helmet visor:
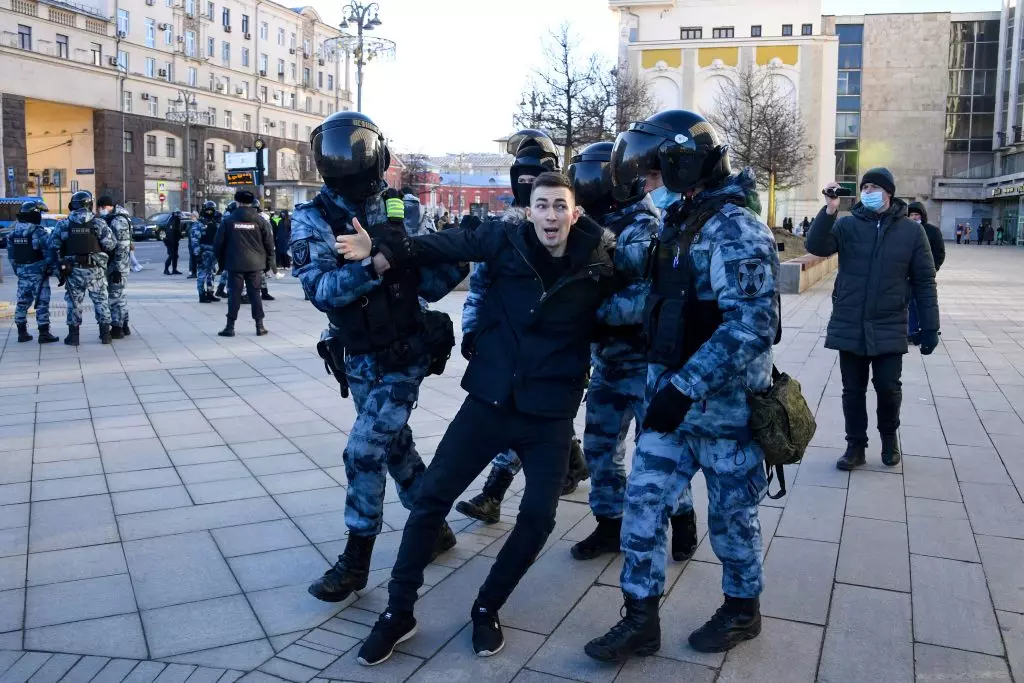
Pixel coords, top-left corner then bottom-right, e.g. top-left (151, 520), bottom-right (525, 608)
top-left (568, 159), bottom-right (613, 215)
top-left (313, 124), bottom-right (383, 181)
top-left (611, 127), bottom-right (664, 202)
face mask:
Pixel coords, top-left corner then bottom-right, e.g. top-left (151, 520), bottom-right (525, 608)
top-left (911, 217), bottom-right (922, 224)
top-left (860, 191), bottom-right (885, 212)
top-left (650, 186), bottom-right (681, 210)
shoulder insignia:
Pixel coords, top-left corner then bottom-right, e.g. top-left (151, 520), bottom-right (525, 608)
top-left (736, 258), bottom-right (768, 297)
top-left (292, 239), bottom-right (310, 266)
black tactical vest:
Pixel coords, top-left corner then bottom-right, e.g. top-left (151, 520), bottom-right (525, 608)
top-left (64, 220), bottom-right (101, 257)
top-left (10, 230), bottom-right (43, 265)
top-left (644, 201), bottom-right (730, 369)
top-left (199, 219), bottom-right (218, 245)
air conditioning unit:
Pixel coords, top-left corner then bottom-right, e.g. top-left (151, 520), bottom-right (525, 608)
top-left (186, 12), bottom-right (194, 18)
top-left (117, 31), bottom-right (127, 39)
top-left (235, 86), bottom-right (244, 94)
top-left (145, 0), bottom-right (155, 5)
top-left (41, 169), bottom-right (51, 185)
top-left (277, 70), bottom-right (285, 77)
top-left (176, 35), bottom-right (185, 43)
top-left (224, 25), bottom-right (232, 32)
top-left (259, 70), bottom-right (267, 76)
top-left (272, 92), bottom-right (280, 100)
top-left (207, 163), bottom-right (216, 171)
top-left (318, 58), bottom-right (324, 66)
top-left (269, 121), bottom-right (276, 128)
top-left (288, 48), bottom-right (295, 54)
top-left (158, 23), bottom-right (170, 30)
top-left (216, 82), bottom-right (225, 91)
top-left (244, 33), bottom-right (252, 40)
top-left (303, 52), bottom-right (310, 58)
top-left (158, 68), bottom-right (168, 76)
top-left (108, 56), bottom-right (119, 66)
top-left (141, 93), bottom-right (150, 100)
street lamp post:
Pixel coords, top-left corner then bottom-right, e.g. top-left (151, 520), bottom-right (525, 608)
top-left (338, 2), bottom-right (395, 112)
top-left (166, 90), bottom-right (211, 211)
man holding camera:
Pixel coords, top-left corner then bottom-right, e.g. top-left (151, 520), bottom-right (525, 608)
top-left (806, 168), bottom-right (939, 471)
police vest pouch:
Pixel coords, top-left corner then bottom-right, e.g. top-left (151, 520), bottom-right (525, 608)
top-left (65, 222), bottom-right (101, 263)
top-left (317, 333), bottom-right (350, 398)
top-left (10, 235), bottom-right (43, 265)
top-left (421, 309), bottom-right (455, 376)
top-left (747, 366), bottom-right (817, 499)
top-left (645, 295), bottom-right (688, 367)
top-left (200, 223), bottom-right (217, 245)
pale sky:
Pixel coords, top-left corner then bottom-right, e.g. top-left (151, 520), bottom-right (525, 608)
top-left (306, 0), bottom-right (1000, 156)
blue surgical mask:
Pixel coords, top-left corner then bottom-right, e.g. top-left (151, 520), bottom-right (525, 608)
top-left (650, 186), bottom-right (682, 210)
top-left (860, 191), bottom-right (885, 212)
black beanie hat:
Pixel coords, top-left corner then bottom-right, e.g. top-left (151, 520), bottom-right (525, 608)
top-left (860, 167), bottom-right (895, 196)
top-left (907, 201), bottom-right (928, 223)
top-left (234, 189), bottom-right (256, 204)
top-left (97, 195), bottom-right (115, 208)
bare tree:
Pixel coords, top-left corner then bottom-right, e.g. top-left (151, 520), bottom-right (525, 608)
top-left (706, 64), bottom-right (814, 227)
top-left (400, 153), bottom-right (433, 194)
top-left (576, 68), bottom-right (656, 144)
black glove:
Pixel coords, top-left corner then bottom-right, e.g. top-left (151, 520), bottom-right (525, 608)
top-left (642, 383), bottom-right (694, 433)
top-left (374, 233), bottom-right (416, 268)
top-left (919, 330), bottom-right (940, 356)
top-left (109, 271), bottom-right (122, 285)
top-left (460, 331), bottom-right (477, 361)
top-left (57, 262), bottom-right (71, 287)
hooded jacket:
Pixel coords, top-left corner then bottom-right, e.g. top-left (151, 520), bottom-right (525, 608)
top-left (101, 205), bottom-right (133, 276)
top-left (907, 201), bottom-right (946, 271)
top-left (806, 198), bottom-right (939, 356)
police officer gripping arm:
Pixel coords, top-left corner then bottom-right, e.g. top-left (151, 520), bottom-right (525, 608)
top-left (9, 199), bottom-right (59, 344)
top-left (193, 201), bottom-right (221, 303)
top-left (48, 191), bottom-right (117, 345)
top-left (97, 196), bottom-right (133, 339)
top-left (291, 112), bottom-right (468, 604)
top-left (585, 111), bottom-right (780, 662)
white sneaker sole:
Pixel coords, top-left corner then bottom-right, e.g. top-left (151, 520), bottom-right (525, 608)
top-left (357, 625), bottom-right (417, 666)
top-left (475, 638), bottom-right (506, 657)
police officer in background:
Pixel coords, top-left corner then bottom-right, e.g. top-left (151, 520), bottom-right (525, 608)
top-left (97, 196), bottom-right (133, 339)
top-left (193, 201), bottom-right (221, 303)
top-left (214, 190), bottom-right (275, 336)
top-left (290, 111), bottom-right (468, 604)
top-left (8, 199), bottom-right (59, 343)
top-left (48, 190), bottom-right (117, 345)
top-left (214, 201), bottom-right (238, 300)
top-left (163, 210), bottom-right (183, 275)
top-left (585, 111), bottom-right (780, 660)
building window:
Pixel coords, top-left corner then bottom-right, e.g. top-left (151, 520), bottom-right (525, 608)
top-left (208, 107), bottom-right (215, 124)
top-left (277, 58), bottom-right (285, 80)
top-left (318, 71), bottom-right (323, 88)
top-left (712, 27), bottom-right (734, 39)
top-left (146, 135), bottom-right (157, 157)
top-left (117, 50), bottom-right (128, 72)
top-left (836, 112), bottom-right (861, 137)
top-left (327, 103), bottom-right (334, 115)
top-left (207, 1), bottom-right (214, 20)
top-left (278, 28), bottom-right (285, 45)
top-left (185, 0), bottom-right (195, 16)
top-left (945, 20), bottom-right (998, 178)
top-left (802, 23), bottom-right (813, 36)
top-left (190, 140), bottom-right (198, 162)
top-left (260, 21), bottom-right (268, 40)
top-left (188, 67), bottom-right (197, 86)
top-left (303, 39), bottom-right (310, 55)
top-left (279, 119), bottom-right (286, 134)
top-left (165, 25), bottom-right (173, 45)
top-left (239, 81), bottom-right (249, 98)
top-left (56, 34), bottom-right (68, 59)
top-left (206, 143), bottom-right (215, 162)
top-left (147, 96), bottom-right (158, 117)
top-left (164, 62), bottom-right (172, 81)
top-left (222, 145), bottom-right (230, 161)
top-left (222, 41), bottom-right (230, 64)
top-left (305, 125), bottom-right (311, 141)
top-left (145, 19), bottom-right (155, 48)
top-left (260, 85), bottom-right (268, 102)
top-left (290, 63), bottom-right (296, 81)
top-left (751, 25), bottom-right (762, 38)
top-left (782, 24), bottom-right (793, 36)
top-left (123, 131), bottom-right (133, 153)
top-left (318, 100), bottom-right (323, 114)
top-left (207, 37), bottom-right (214, 57)
top-left (117, 9), bottom-right (129, 35)
top-left (243, 114), bottom-right (251, 132)
top-left (185, 31), bottom-right (196, 57)
top-left (241, 14), bottom-right (249, 34)
top-left (122, 90), bottom-right (132, 113)
top-left (289, 93), bottom-right (296, 109)
top-left (305, 96), bottom-right (312, 113)
top-left (242, 46), bottom-right (250, 67)
top-left (222, 8), bottom-right (230, 27)
top-left (260, 53), bottom-right (268, 73)
top-left (680, 27), bottom-right (702, 40)
top-left (145, 57), bottom-right (155, 78)
top-left (291, 122), bottom-right (298, 139)
top-left (91, 42), bottom-right (102, 65)
top-left (166, 137), bottom-right (176, 158)
top-left (303, 67), bottom-right (311, 87)
top-left (224, 110), bottom-right (232, 129)
top-left (327, 74), bottom-right (334, 91)
top-left (17, 25), bottom-right (31, 50)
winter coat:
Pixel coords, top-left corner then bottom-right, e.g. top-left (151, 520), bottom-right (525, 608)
top-left (907, 202), bottom-right (946, 271)
top-left (214, 206), bottom-right (275, 273)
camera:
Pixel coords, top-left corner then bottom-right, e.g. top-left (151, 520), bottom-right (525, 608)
top-left (823, 186), bottom-right (854, 199)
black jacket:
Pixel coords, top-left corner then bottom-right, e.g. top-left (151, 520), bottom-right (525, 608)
top-left (806, 198), bottom-right (939, 356)
top-left (214, 207), bottom-right (275, 273)
top-left (907, 202), bottom-right (945, 271)
top-left (412, 217), bottom-right (614, 419)
top-left (164, 214), bottom-right (182, 245)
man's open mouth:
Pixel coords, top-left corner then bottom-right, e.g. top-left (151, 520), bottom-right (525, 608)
top-left (543, 227), bottom-right (559, 237)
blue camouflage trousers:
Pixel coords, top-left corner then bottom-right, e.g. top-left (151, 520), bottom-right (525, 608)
top-left (343, 352), bottom-right (429, 537)
top-left (14, 268), bottom-right (50, 326)
top-left (620, 428), bottom-right (767, 600)
top-left (197, 248), bottom-right (216, 296)
top-left (108, 274), bottom-right (128, 326)
top-left (65, 266), bottom-right (111, 326)
top-left (584, 361), bottom-right (693, 519)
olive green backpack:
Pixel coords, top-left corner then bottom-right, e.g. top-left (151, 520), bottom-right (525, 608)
top-left (748, 366), bottom-right (817, 499)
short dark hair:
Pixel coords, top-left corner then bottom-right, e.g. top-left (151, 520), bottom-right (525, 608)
top-left (96, 195), bottom-right (115, 208)
top-left (530, 171), bottom-right (573, 199)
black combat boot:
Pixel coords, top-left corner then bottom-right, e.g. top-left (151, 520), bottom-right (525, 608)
top-left (688, 595), bottom-right (761, 653)
top-left (64, 325), bottom-right (80, 346)
top-left (110, 325), bottom-right (124, 340)
top-left (308, 534), bottom-right (375, 603)
top-left (121, 319), bottom-right (131, 336)
top-left (208, 290), bottom-right (220, 302)
top-left (431, 521), bottom-right (457, 559)
top-left (584, 595), bottom-right (661, 662)
top-left (187, 272), bottom-right (197, 279)
top-left (671, 509), bottom-right (699, 562)
top-left (456, 467), bottom-right (515, 524)
top-left (836, 444), bottom-right (866, 471)
top-left (255, 320), bottom-right (268, 336)
top-left (99, 323), bottom-right (113, 344)
top-left (215, 284), bottom-right (227, 299)
top-left (881, 432), bottom-right (902, 467)
top-left (198, 292), bottom-right (211, 303)
top-left (571, 516), bottom-right (622, 561)
top-left (37, 325), bottom-right (58, 344)
top-left (17, 323), bottom-right (32, 342)
top-left (218, 319), bottom-right (235, 337)
top-left (261, 287), bottom-right (275, 301)
top-left (562, 438), bottom-right (590, 495)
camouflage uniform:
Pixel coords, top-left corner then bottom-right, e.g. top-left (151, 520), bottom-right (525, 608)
top-left (620, 174), bottom-right (780, 601)
top-left (7, 221), bottom-right (52, 326)
top-left (48, 209), bottom-right (116, 326)
top-left (104, 206), bottom-right (133, 327)
top-left (192, 216), bottom-right (219, 297)
top-left (291, 185), bottom-right (468, 537)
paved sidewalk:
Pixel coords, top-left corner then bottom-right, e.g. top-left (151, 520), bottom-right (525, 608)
top-left (0, 244), bottom-right (1022, 683)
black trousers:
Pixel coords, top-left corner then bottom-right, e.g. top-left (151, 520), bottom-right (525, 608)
top-left (839, 351), bottom-right (903, 446)
top-left (164, 241), bottom-right (179, 271)
top-left (226, 271), bottom-right (264, 322)
top-left (188, 238), bottom-right (197, 275)
top-left (388, 396), bottom-right (573, 613)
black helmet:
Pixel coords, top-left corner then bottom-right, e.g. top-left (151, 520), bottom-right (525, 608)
top-left (68, 190), bottom-right (93, 212)
top-left (226, 201), bottom-right (238, 212)
top-left (612, 110), bottom-right (731, 196)
top-left (568, 141), bottom-right (644, 217)
top-left (201, 200), bottom-right (217, 217)
top-left (311, 111), bottom-right (389, 201)
top-left (509, 129), bottom-right (559, 207)
top-left (17, 199), bottom-right (48, 223)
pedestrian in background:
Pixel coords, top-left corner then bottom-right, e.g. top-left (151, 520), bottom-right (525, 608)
top-left (275, 209), bottom-right (292, 269)
top-left (907, 202), bottom-right (945, 346)
top-left (997, 226), bottom-right (1005, 245)
top-left (807, 169), bottom-right (939, 472)
top-left (955, 224), bottom-right (963, 244)
top-left (965, 224), bottom-right (972, 245)
top-left (214, 190), bottom-right (275, 337)
top-left (164, 210), bottom-right (183, 275)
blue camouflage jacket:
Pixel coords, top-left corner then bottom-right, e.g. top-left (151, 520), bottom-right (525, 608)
top-left (48, 209), bottom-right (116, 270)
top-left (190, 215), bottom-right (219, 256)
top-left (290, 185), bottom-right (468, 314)
top-left (102, 206), bottom-right (132, 276)
top-left (662, 172), bottom-right (780, 440)
top-left (7, 221), bottom-right (51, 275)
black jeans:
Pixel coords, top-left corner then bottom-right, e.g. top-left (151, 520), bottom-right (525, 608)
top-left (388, 396), bottom-right (573, 613)
top-left (164, 241), bottom-right (179, 271)
top-left (839, 351), bottom-right (903, 447)
top-left (226, 271), bottom-right (264, 322)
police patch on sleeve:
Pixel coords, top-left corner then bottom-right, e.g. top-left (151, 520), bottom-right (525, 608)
top-left (736, 258), bottom-right (768, 297)
top-left (292, 240), bottom-right (310, 266)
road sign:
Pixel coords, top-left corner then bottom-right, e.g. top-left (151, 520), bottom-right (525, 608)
top-left (159, 193), bottom-right (167, 202)
top-left (76, 168), bottom-right (95, 175)
top-left (157, 181), bottom-right (167, 193)
top-left (6, 167), bottom-right (13, 181)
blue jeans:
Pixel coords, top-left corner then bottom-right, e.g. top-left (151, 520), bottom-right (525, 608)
top-left (908, 298), bottom-right (919, 337)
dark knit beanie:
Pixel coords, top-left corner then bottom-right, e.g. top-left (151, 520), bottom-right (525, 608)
top-left (860, 167), bottom-right (895, 196)
top-left (234, 189), bottom-right (256, 204)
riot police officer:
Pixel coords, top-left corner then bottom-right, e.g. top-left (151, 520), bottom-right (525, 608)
top-left (48, 191), bottom-right (117, 345)
top-left (193, 201), bottom-right (221, 303)
top-left (214, 201), bottom-right (238, 299)
top-left (214, 190), bottom-right (275, 335)
top-left (97, 196), bottom-right (132, 338)
top-left (585, 110), bottom-right (780, 660)
top-left (8, 199), bottom-right (58, 343)
top-left (290, 111), bottom-right (467, 603)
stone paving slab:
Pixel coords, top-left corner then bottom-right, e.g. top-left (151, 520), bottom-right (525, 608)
top-left (1, 246), bottom-right (1024, 681)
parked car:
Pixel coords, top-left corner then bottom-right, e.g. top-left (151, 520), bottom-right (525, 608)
top-left (132, 216), bottom-right (161, 241)
top-left (142, 212), bottom-right (196, 241)
top-left (0, 212), bottom-right (64, 248)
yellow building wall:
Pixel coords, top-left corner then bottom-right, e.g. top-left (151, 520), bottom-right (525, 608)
top-left (755, 45), bottom-right (800, 66)
top-left (25, 99), bottom-right (96, 208)
top-left (697, 47), bottom-right (739, 68)
top-left (641, 49), bottom-right (683, 69)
